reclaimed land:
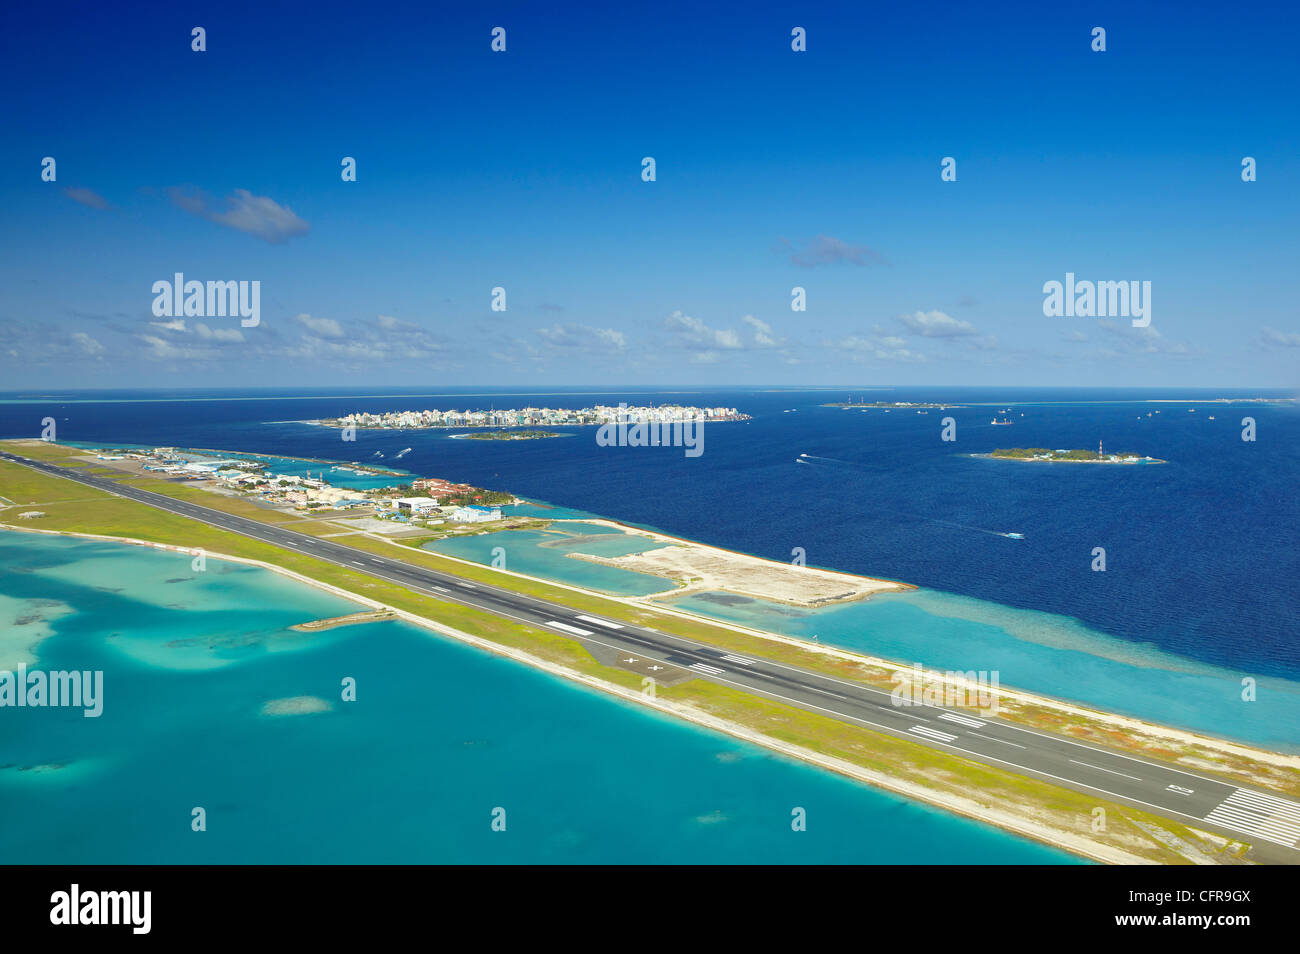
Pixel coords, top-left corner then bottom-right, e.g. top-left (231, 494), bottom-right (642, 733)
top-left (3, 439), bottom-right (1297, 864)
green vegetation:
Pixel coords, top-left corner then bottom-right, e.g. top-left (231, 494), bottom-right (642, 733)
top-left (1, 440), bottom-right (1292, 863)
top-left (7, 442), bottom-right (1281, 791)
top-left (460, 429), bottom-right (562, 441)
top-left (443, 488), bottom-right (514, 506)
top-left (378, 483), bottom-right (514, 506)
top-left (991, 447), bottom-right (1141, 461)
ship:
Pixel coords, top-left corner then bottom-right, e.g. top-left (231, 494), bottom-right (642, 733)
top-left (991, 416), bottom-right (1013, 426)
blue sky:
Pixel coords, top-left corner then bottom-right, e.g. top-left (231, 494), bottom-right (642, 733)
top-left (1, 0), bottom-right (1297, 389)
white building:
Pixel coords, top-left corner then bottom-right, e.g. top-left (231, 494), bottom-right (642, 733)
top-left (394, 497), bottom-right (441, 515)
top-left (450, 505), bottom-right (501, 523)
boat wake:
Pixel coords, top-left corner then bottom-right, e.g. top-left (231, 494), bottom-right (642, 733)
top-left (798, 452), bottom-right (860, 466)
top-left (798, 455), bottom-right (1023, 539)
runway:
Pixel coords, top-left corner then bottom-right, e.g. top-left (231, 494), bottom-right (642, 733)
top-left (3, 449), bottom-right (1297, 860)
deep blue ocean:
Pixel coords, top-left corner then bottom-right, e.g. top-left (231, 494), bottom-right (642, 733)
top-left (4, 385), bottom-right (1295, 681)
top-left (2, 385), bottom-right (1294, 862)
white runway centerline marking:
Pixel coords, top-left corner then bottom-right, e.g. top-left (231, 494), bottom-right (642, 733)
top-left (1068, 759), bottom-right (1142, 782)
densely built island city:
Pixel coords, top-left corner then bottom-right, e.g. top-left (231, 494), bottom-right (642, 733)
top-left (2, 396), bottom-right (1296, 869)
top-left (316, 404), bottom-right (750, 430)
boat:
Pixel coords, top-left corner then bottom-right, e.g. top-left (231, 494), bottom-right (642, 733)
top-left (1003, 532), bottom-right (1025, 539)
top-left (991, 417), bottom-right (1013, 426)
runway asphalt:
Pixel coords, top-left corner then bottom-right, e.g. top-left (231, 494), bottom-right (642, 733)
top-left (3, 448), bottom-right (1296, 861)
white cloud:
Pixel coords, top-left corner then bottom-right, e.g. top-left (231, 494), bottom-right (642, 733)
top-left (535, 323), bottom-right (627, 351)
top-left (138, 334), bottom-right (214, 361)
top-left (1261, 327), bottom-right (1300, 347)
top-left (897, 310), bottom-right (978, 338)
top-left (836, 334), bottom-right (927, 363)
top-left (742, 314), bottom-right (781, 347)
top-left (665, 311), bottom-right (743, 350)
top-left (169, 187), bottom-right (309, 244)
top-left (295, 314), bottom-right (344, 338)
top-left (71, 332), bottom-right (104, 355)
top-left (194, 324), bottom-right (244, 342)
top-left (1093, 323), bottom-right (1191, 356)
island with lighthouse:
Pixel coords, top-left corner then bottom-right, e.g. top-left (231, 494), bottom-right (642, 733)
top-left (976, 440), bottom-right (1165, 464)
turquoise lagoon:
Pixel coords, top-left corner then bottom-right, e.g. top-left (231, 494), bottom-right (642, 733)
top-left (424, 527), bottom-right (675, 597)
top-left (664, 588), bottom-right (1300, 752)
top-left (429, 520), bottom-right (1299, 752)
top-left (0, 531), bottom-right (1079, 863)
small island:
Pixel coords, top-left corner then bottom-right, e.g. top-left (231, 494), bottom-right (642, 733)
top-left (312, 404), bottom-right (750, 430)
top-left (454, 429), bottom-right (563, 441)
top-left (980, 445), bottom-right (1165, 464)
top-left (824, 401), bottom-right (962, 409)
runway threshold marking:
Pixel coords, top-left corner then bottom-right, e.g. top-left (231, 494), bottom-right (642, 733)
top-left (14, 454), bottom-right (1299, 852)
top-left (1203, 789), bottom-right (1300, 847)
top-left (938, 712), bottom-right (985, 728)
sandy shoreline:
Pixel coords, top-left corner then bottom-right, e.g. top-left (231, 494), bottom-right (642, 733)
top-left (290, 610), bottom-right (395, 632)
top-left (553, 517), bottom-right (912, 607)
top-left (0, 522), bottom-right (1157, 863)
top-left (418, 524), bottom-right (1300, 776)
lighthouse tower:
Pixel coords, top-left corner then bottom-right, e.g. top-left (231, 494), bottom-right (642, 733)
top-left (1098, 439), bottom-right (1103, 459)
